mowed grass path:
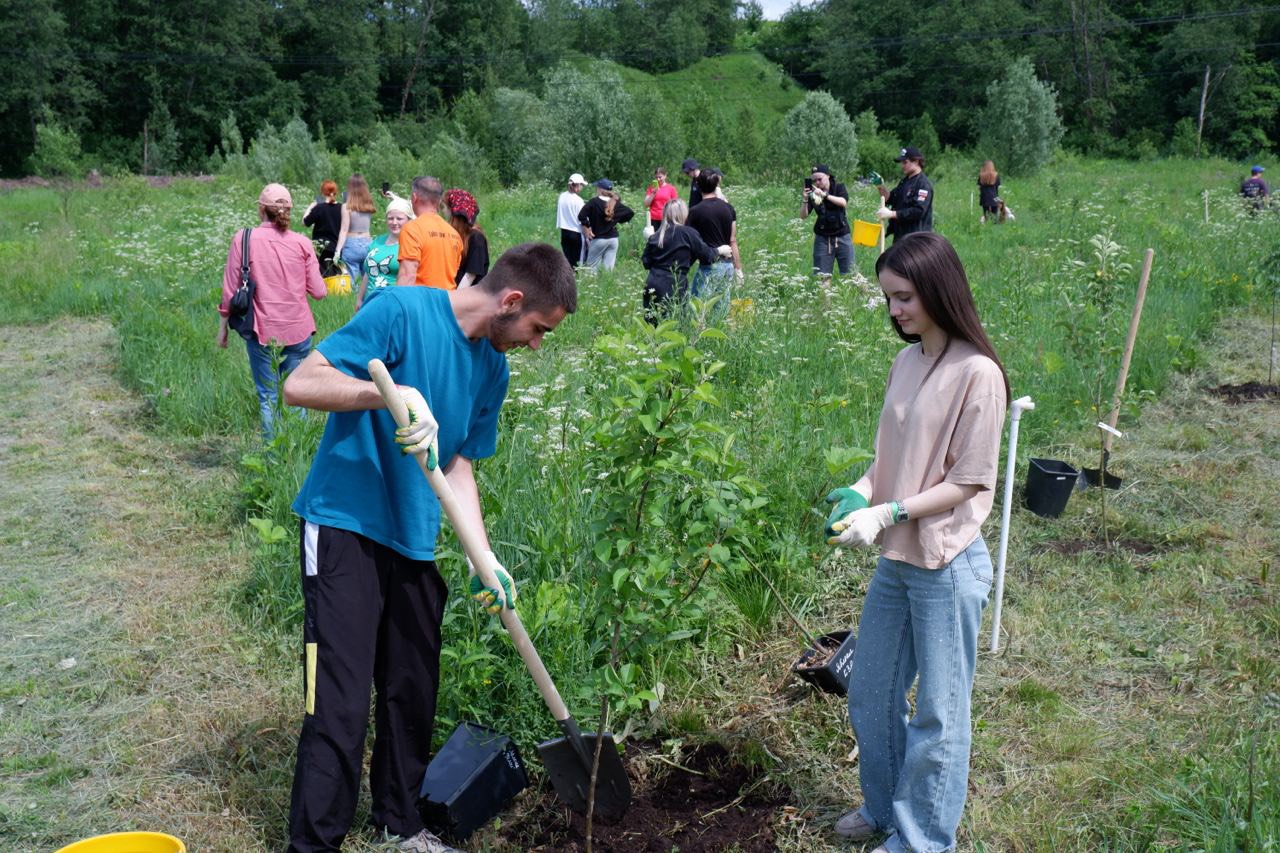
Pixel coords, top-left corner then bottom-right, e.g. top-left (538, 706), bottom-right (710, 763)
top-left (0, 320), bottom-right (292, 851)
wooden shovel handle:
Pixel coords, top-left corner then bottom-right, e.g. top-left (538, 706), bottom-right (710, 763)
top-left (1104, 249), bottom-right (1154, 452)
top-left (367, 359), bottom-right (571, 722)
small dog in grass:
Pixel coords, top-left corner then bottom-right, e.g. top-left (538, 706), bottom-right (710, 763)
top-left (997, 198), bottom-right (1015, 223)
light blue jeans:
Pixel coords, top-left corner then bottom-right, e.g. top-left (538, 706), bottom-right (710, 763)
top-left (690, 260), bottom-right (734, 322)
top-left (847, 537), bottom-right (992, 853)
top-left (340, 236), bottom-right (372, 282)
top-left (245, 337), bottom-right (312, 442)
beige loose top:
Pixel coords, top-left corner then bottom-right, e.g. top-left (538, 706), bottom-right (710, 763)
top-left (870, 339), bottom-right (1007, 568)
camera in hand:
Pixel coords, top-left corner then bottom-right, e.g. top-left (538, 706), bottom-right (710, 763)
top-left (381, 181), bottom-right (391, 194)
top-left (804, 177), bottom-right (814, 190)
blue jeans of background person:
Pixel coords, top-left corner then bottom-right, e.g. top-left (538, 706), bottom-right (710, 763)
top-left (690, 260), bottom-right (734, 322)
top-left (584, 236), bottom-right (618, 270)
top-left (245, 337), bottom-right (312, 442)
top-left (847, 537), bottom-right (992, 853)
top-left (813, 232), bottom-right (854, 276)
top-left (340, 236), bottom-right (372, 282)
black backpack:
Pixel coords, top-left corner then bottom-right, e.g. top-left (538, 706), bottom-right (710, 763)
top-left (226, 228), bottom-right (256, 341)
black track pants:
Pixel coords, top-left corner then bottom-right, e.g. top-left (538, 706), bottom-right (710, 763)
top-left (287, 522), bottom-right (448, 853)
top-left (560, 228), bottom-right (584, 266)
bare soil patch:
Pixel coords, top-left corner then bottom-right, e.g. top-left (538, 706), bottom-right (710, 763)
top-left (1209, 381), bottom-right (1280, 403)
top-left (500, 741), bottom-right (786, 852)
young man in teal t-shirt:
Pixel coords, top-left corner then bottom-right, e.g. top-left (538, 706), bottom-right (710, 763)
top-left (281, 242), bottom-right (577, 853)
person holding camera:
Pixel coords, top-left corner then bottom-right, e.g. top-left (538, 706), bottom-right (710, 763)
top-left (877, 146), bottom-right (934, 241)
top-left (801, 164), bottom-right (853, 282)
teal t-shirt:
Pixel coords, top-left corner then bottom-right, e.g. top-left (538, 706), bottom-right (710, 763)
top-left (292, 287), bottom-right (509, 560)
top-left (364, 234), bottom-right (400, 295)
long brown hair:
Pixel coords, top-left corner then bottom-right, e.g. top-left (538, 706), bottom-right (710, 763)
top-left (602, 188), bottom-right (619, 221)
top-left (450, 215), bottom-right (484, 264)
top-left (345, 174), bottom-right (375, 213)
top-left (875, 232), bottom-right (1010, 402)
top-left (979, 160), bottom-right (999, 186)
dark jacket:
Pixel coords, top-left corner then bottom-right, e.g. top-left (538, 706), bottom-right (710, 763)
top-left (642, 224), bottom-right (719, 293)
top-left (579, 196), bottom-right (635, 240)
top-left (303, 201), bottom-right (342, 243)
top-left (887, 172), bottom-right (934, 239)
top-left (978, 178), bottom-right (1000, 211)
top-left (807, 181), bottom-right (851, 237)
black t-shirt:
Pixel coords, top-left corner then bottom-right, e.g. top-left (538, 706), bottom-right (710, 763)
top-left (978, 178), bottom-right (1001, 211)
top-left (456, 230), bottom-right (489, 285)
top-left (685, 197), bottom-right (736, 248)
top-left (304, 202), bottom-right (342, 243)
top-left (887, 172), bottom-right (934, 238)
top-left (809, 182), bottom-right (851, 237)
top-left (578, 196), bottom-right (635, 240)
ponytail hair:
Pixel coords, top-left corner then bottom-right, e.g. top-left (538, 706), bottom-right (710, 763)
top-left (603, 189), bottom-right (619, 222)
top-left (262, 202), bottom-right (291, 231)
top-left (875, 232), bottom-right (1010, 402)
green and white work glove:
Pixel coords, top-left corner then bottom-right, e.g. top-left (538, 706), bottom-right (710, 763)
top-left (393, 385), bottom-right (438, 470)
top-left (467, 551), bottom-right (518, 614)
top-left (823, 486), bottom-right (870, 538)
top-left (828, 502), bottom-right (902, 548)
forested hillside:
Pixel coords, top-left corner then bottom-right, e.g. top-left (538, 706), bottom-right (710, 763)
top-left (5, 0), bottom-right (1277, 177)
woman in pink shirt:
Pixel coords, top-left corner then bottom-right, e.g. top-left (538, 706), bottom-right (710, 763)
top-left (823, 232), bottom-right (1009, 853)
top-left (643, 167), bottom-right (679, 229)
top-left (217, 182), bottom-right (327, 441)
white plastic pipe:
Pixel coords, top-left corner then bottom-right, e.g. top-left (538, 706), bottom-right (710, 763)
top-left (990, 395), bottom-right (1034, 653)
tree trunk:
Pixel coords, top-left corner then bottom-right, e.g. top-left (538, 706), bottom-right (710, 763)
top-left (399, 0), bottom-right (439, 117)
top-left (1196, 64), bottom-right (1210, 157)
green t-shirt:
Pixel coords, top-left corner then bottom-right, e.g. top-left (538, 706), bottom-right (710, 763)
top-left (365, 234), bottom-right (400, 292)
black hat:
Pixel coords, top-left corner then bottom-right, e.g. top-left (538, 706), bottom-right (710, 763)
top-left (894, 146), bottom-right (924, 162)
top-left (681, 158), bottom-right (700, 172)
top-left (811, 164), bottom-right (833, 176)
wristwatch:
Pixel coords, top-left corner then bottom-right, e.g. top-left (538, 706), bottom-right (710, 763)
top-left (891, 500), bottom-right (910, 524)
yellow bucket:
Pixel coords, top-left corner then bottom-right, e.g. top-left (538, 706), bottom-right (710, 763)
top-left (853, 219), bottom-right (882, 248)
top-left (54, 832), bottom-right (186, 853)
top-left (325, 268), bottom-right (353, 296)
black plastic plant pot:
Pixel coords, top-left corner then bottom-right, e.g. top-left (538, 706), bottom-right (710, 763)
top-left (418, 721), bottom-right (529, 842)
top-left (1025, 457), bottom-right (1079, 518)
top-left (792, 630), bottom-right (858, 696)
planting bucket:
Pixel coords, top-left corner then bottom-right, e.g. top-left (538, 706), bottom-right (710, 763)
top-left (852, 219), bottom-right (882, 247)
top-left (54, 833), bottom-right (185, 853)
top-left (324, 261), bottom-right (352, 296)
top-left (1025, 458), bottom-right (1078, 518)
top-left (792, 630), bottom-right (858, 695)
top-left (418, 722), bottom-right (528, 842)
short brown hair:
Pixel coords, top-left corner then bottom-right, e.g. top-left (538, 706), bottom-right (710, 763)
top-left (479, 242), bottom-right (577, 314)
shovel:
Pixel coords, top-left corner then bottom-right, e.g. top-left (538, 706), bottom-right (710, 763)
top-left (368, 359), bottom-right (632, 821)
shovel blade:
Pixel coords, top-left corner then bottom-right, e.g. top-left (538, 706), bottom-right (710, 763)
top-left (536, 731), bottom-right (631, 820)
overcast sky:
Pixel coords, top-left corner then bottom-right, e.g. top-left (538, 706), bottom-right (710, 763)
top-left (757, 0), bottom-right (799, 20)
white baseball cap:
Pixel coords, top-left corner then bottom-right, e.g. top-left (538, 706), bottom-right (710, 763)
top-left (569, 173), bottom-right (586, 185)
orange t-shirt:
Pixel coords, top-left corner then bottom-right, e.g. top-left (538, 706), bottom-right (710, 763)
top-left (398, 212), bottom-right (463, 290)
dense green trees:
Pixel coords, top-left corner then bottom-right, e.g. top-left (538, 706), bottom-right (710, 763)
top-left (3, 0), bottom-right (1275, 177)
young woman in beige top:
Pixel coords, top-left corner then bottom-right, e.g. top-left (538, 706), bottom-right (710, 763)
top-left (824, 232), bottom-right (1010, 853)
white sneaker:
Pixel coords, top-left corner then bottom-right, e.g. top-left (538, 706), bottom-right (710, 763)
top-left (395, 828), bottom-right (463, 853)
top-left (834, 809), bottom-right (877, 840)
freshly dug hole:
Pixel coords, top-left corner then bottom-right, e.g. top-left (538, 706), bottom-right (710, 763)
top-left (502, 740), bottom-right (786, 852)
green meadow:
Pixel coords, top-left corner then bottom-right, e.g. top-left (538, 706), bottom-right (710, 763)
top-left (1, 156), bottom-right (1277, 851)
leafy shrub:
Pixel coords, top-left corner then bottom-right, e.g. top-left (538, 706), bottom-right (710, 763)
top-left (351, 124), bottom-right (422, 192)
top-left (855, 109), bottom-right (901, 180)
top-left (775, 91), bottom-right (858, 182)
top-left (978, 56), bottom-right (1065, 176)
top-left (245, 117), bottom-right (332, 185)
top-left (29, 120), bottom-right (82, 179)
top-left (1168, 117), bottom-right (1201, 159)
top-left (145, 100), bottom-right (181, 175)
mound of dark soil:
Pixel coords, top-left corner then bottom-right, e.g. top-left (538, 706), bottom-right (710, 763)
top-left (1210, 382), bottom-right (1280, 403)
top-left (502, 741), bottom-right (786, 852)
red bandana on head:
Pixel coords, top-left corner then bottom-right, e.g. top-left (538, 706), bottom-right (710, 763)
top-left (444, 189), bottom-right (479, 225)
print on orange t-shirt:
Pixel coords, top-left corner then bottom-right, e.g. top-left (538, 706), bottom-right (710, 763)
top-left (398, 212), bottom-right (463, 290)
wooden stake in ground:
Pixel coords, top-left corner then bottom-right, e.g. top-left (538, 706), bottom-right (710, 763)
top-left (1203, 189), bottom-right (1210, 224)
top-left (1104, 248), bottom-right (1155, 452)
